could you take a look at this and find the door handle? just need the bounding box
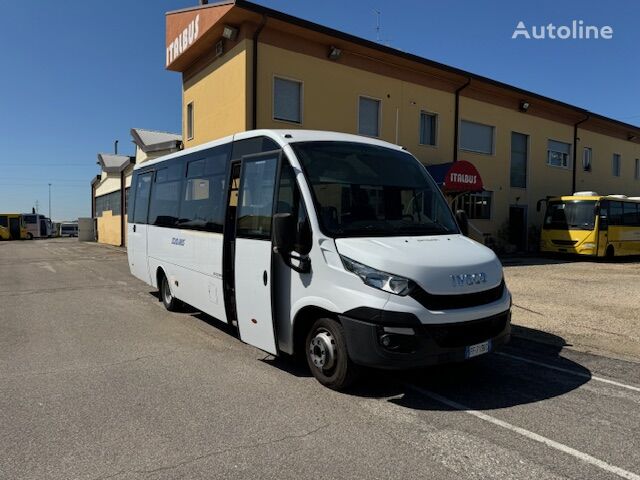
[263,270,268,286]
[133,224,136,233]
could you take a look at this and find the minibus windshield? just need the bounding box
[543,200,596,230]
[292,141,458,237]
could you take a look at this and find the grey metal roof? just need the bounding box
[130,128,182,153]
[97,154,133,173]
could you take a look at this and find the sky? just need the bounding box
[0,0,638,221]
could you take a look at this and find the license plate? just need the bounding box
[465,340,491,359]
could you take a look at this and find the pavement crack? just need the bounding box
[134,423,330,475]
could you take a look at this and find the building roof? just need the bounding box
[97,153,133,173]
[165,0,640,143]
[130,128,182,153]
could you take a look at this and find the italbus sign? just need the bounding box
[443,161,483,192]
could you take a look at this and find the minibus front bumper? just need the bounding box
[338,308,511,369]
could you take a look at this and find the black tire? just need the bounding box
[159,272,181,312]
[606,245,615,260]
[305,317,359,391]
[26,233,33,240]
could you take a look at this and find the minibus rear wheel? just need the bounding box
[305,317,359,390]
[159,272,182,312]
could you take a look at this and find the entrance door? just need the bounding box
[128,172,153,283]
[9,217,20,239]
[508,205,527,252]
[233,152,280,354]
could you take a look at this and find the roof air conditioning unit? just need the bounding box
[215,40,224,58]
[573,191,599,196]
[608,194,628,199]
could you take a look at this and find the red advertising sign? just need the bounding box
[443,161,483,192]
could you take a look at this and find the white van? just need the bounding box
[128,130,511,389]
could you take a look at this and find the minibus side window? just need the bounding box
[0,216,7,228]
[177,144,229,232]
[132,172,153,224]
[149,165,182,227]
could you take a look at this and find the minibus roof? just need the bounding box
[135,130,406,171]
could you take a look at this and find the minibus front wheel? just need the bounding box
[305,317,359,390]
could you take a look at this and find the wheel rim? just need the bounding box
[309,329,337,371]
[162,277,172,304]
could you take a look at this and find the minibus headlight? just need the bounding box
[340,255,414,296]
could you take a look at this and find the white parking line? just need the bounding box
[405,384,640,480]
[496,351,640,393]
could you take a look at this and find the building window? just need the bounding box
[273,77,302,123]
[583,147,592,172]
[635,158,640,180]
[460,120,494,155]
[454,191,492,220]
[510,132,528,188]
[547,140,571,168]
[612,153,621,177]
[419,111,437,146]
[95,190,122,218]
[186,102,194,140]
[358,96,380,137]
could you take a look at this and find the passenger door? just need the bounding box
[128,172,153,283]
[233,151,280,354]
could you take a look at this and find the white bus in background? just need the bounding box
[22,213,53,239]
[128,130,511,390]
[59,222,79,237]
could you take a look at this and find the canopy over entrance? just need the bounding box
[426,160,483,193]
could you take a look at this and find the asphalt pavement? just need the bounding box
[1,238,639,480]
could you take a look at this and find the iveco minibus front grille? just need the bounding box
[421,311,509,348]
[409,280,505,311]
[551,240,578,246]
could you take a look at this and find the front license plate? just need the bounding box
[465,340,491,359]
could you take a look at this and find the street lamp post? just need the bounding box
[48,183,52,219]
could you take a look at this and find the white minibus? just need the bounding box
[128,130,511,390]
[22,213,51,239]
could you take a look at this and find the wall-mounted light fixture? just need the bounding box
[519,100,530,112]
[328,46,342,61]
[222,25,238,41]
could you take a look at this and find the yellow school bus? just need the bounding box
[539,192,640,258]
[0,214,29,240]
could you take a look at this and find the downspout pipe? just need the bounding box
[572,114,590,193]
[252,15,267,130]
[453,78,471,162]
[120,168,126,247]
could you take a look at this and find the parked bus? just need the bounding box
[59,222,79,237]
[539,192,640,257]
[128,130,512,389]
[22,213,53,239]
[0,213,28,240]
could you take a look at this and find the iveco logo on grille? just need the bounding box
[450,272,487,287]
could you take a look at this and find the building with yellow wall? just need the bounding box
[165,0,640,250]
[92,129,181,246]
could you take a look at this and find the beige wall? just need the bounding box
[182,39,250,148]
[575,129,640,196]
[94,175,121,197]
[256,43,455,166]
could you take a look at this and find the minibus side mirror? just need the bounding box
[455,210,469,236]
[273,213,311,274]
[273,213,294,254]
